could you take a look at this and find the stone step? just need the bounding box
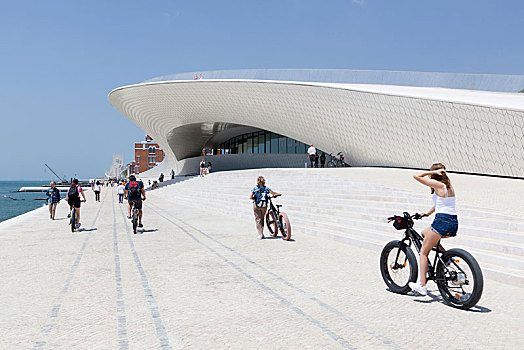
[162,175,523,222]
[164,182,518,218]
[169,193,524,264]
[167,189,523,235]
[165,192,524,288]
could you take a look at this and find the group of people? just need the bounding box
[249,162,458,299]
[307,144,327,168]
[44,157,457,299]
[193,73,204,80]
[199,159,212,176]
[45,175,147,230]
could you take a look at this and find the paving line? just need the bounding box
[32,191,108,350]
[117,203,173,350]
[147,203,354,349]
[150,204,404,350]
[112,192,129,349]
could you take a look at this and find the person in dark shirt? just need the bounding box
[320,152,326,168]
[46,181,61,220]
[124,175,146,228]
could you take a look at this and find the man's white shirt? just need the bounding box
[307,146,316,155]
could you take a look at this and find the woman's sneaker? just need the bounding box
[257,234,264,240]
[409,282,427,296]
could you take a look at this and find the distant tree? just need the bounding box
[519,88,524,93]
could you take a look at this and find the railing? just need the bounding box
[142,68,524,93]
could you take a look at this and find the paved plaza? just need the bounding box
[1,186,523,349]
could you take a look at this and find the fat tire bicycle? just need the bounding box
[379,212,483,310]
[265,194,292,240]
[327,152,347,168]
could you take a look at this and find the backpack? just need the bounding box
[253,186,269,207]
[128,181,140,196]
[68,186,79,199]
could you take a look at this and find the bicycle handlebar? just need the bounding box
[387,212,424,222]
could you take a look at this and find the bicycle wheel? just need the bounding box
[132,210,138,234]
[380,240,418,294]
[436,248,483,310]
[70,210,76,233]
[266,210,278,237]
[327,161,335,168]
[279,212,291,240]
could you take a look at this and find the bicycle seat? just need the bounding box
[276,204,282,208]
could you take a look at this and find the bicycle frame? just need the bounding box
[267,197,283,231]
[399,225,467,283]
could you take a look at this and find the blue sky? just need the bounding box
[1,0,523,180]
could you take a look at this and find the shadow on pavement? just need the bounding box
[139,228,159,234]
[79,228,97,232]
[410,291,492,313]
[263,236,295,242]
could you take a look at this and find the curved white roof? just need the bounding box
[109,79,524,177]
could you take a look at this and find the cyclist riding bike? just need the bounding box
[409,163,458,296]
[65,179,87,229]
[124,175,146,227]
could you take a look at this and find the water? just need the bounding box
[0,181,52,223]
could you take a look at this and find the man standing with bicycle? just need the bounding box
[66,179,86,229]
[124,175,146,228]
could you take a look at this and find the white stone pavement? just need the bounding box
[0,186,523,349]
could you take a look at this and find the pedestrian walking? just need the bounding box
[46,181,61,220]
[93,181,102,202]
[250,176,281,240]
[200,158,206,176]
[170,169,175,179]
[207,161,212,174]
[159,173,164,183]
[117,181,125,203]
[314,153,319,168]
[320,152,326,168]
[194,73,198,80]
[199,73,204,79]
[307,144,316,168]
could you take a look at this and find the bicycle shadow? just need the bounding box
[79,228,98,232]
[400,289,492,313]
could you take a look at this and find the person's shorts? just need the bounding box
[68,198,81,208]
[431,213,458,237]
[128,198,142,210]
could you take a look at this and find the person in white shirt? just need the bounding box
[117,182,125,204]
[307,144,317,168]
[93,181,102,202]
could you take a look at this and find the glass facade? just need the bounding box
[214,131,309,155]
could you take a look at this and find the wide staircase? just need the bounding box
[151,169,524,287]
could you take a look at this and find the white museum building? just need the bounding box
[109,69,524,178]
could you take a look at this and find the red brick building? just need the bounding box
[128,135,164,174]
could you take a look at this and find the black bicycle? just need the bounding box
[327,152,347,168]
[129,199,143,234]
[69,200,85,232]
[379,212,483,310]
[265,194,291,240]
[70,207,77,233]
